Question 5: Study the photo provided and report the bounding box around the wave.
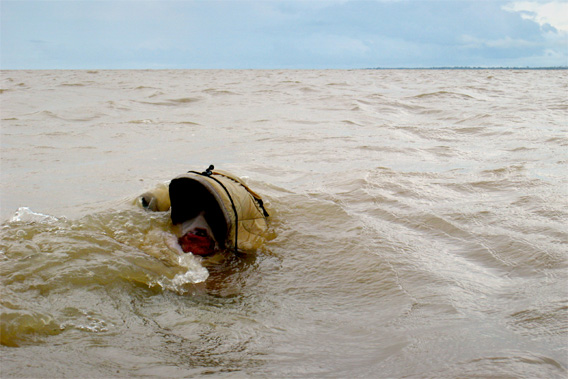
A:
[24,110,107,122]
[411,91,477,100]
[137,97,201,106]
[0,207,210,346]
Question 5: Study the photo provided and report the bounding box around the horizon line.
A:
[1,66,567,71]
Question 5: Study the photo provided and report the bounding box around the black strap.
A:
[205,165,269,217]
[257,198,269,217]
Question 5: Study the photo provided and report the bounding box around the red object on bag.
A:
[178,229,216,255]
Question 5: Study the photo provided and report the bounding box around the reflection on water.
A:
[1,70,567,377]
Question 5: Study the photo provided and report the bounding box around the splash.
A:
[149,252,209,294]
[173,254,210,285]
[150,232,210,293]
[9,207,59,224]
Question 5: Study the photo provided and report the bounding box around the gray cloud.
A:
[1,0,565,69]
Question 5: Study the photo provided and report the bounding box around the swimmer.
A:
[140,165,269,256]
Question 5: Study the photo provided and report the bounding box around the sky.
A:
[1,0,567,69]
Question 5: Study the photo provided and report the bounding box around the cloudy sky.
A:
[1,0,567,69]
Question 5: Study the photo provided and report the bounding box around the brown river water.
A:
[1,70,567,377]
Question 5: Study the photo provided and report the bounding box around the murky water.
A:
[1,70,567,377]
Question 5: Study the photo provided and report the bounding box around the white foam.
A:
[153,232,210,293]
[173,253,210,284]
[9,207,59,223]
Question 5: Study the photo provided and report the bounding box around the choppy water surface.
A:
[1,70,567,377]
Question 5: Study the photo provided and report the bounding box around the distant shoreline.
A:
[1,66,567,71]
[367,66,568,70]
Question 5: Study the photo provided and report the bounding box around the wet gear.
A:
[140,165,269,254]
